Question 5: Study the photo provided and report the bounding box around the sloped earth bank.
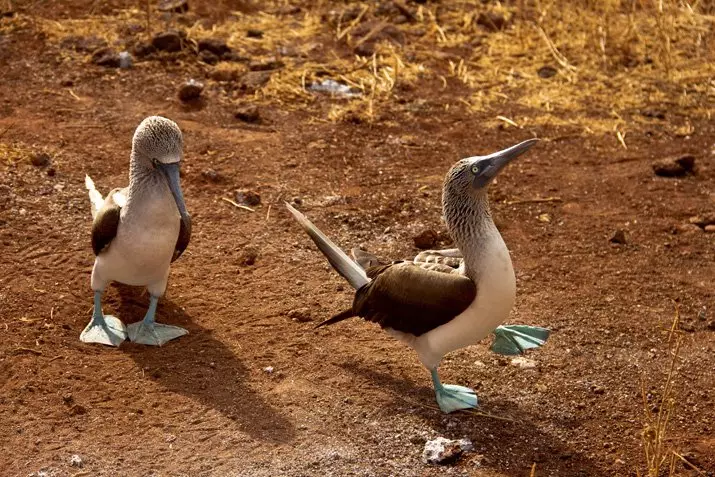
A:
[0,2,714,476]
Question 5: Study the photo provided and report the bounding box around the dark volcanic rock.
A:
[177,79,204,101]
[132,42,157,58]
[235,189,261,206]
[234,104,260,123]
[91,47,121,67]
[30,152,51,168]
[609,229,627,245]
[652,154,695,177]
[198,38,231,57]
[414,229,438,249]
[198,50,219,65]
[152,31,185,52]
[538,65,557,78]
[247,29,264,39]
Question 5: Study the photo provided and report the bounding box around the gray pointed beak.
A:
[470,138,539,188]
[158,162,189,219]
[482,138,539,180]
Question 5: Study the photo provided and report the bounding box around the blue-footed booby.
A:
[286,139,549,413]
[82,116,192,347]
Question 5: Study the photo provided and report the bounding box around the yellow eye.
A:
[471,164,480,174]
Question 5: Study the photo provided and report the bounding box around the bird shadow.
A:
[340,360,606,477]
[108,284,296,444]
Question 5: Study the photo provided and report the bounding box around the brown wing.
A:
[353,262,476,336]
[91,188,123,255]
[172,213,191,262]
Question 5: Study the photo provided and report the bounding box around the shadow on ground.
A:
[341,360,602,477]
[112,284,296,444]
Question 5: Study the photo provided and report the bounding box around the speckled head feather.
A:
[131,116,183,167]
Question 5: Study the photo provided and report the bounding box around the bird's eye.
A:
[470,164,480,175]
[152,158,159,167]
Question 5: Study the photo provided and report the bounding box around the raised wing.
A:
[90,187,124,255]
[172,213,191,262]
[352,262,476,336]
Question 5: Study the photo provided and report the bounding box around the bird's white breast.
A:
[92,187,180,295]
[412,233,516,369]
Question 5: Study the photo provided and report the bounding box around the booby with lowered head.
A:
[82,116,192,346]
[286,138,549,413]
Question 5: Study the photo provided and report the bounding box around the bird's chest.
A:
[116,193,179,265]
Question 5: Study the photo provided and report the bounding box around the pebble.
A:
[177,79,204,101]
[235,189,261,206]
[91,47,121,68]
[287,308,313,323]
[118,51,133,69]
[239,71,272,90]
[263,366,274,373]
[510,356,537,369]
[707,320,715,331]
[234,104,260,123]
[158,0,189,13]
[152,31,185,52]
[413,229,438,249]
[538,65,557,78]
[476,11,508,31]
[200,169,221,182]
[69,455,83,468]
[609,229,627,244]
[249,57,284,71]
[688,213,715,227]
[197,38,231,57]
[247,29,264,38]
[239,246,258,266]
[31,152,51,167]
[198,50,218,65]
[132,42,156,58]
[422,437,473,465]
[676,223,703,235]
[652,154,696,177]
[705,225,715,233]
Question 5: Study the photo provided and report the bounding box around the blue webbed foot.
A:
[80,315,127,347]
[80,291,126,347]
[491,325,550,356]
[431,369,478,413]
[126,295,187,346]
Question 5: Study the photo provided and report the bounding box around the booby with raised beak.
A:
[82,116,191,347]
[286,138,549,413]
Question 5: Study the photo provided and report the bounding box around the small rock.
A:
[239,71,272,90]
[676,223,703,235]
[198,50,219,65]
[652,155,696,177]
[287,308,313,323]
[62,394,73,404]
[247,29,264,38]
[476,11,508,31]
[688,213,715,227]
[511,356,537,369]
[158,0,189,13]
[69,404,87,415]
[201,169,221,182]
[69,455,83,468]
[641,108,666,120]
[91,47,121,68]
[235,189,261,206]
[263,366,274,373]
[152,31,185,52]
[238,247,258,266]
[197,38,231,57]
[591,385,606,395]
[706,320,715,331]
[609,229,627,244]
[538,65,557,78]
[249,57,284,71]
[177,79,203,101]
[680,322,696,333]
[234,104,260,123]
[414,229,438,249]
[132,42,157,58]
[46,167,56,177]
[31,152,51,168]
[705,225,715,233]
[118,51,133,68]
[422,437,473,465]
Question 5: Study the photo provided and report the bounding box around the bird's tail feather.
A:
[85,175,104,219]
[285,202,369,290]
[315,308,356,329]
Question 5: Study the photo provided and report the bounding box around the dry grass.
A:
[20,1,715,132]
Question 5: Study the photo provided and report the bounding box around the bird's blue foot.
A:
[491,325,550,355]
[431,369,478,413]
[80,291,127,347]
[126,295,187,346]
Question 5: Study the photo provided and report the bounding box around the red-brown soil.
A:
[0,2,713,476]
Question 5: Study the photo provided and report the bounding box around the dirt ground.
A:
[0,1,714,476]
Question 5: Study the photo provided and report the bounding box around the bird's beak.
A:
[157,162,189,220]
[480,138,539,182]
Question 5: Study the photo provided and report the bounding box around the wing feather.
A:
[90,188,124,255]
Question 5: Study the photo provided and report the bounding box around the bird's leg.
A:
[491,325,550,355]
[127,295,187,346]
[430,368,478,413]
[80,290,127,347]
